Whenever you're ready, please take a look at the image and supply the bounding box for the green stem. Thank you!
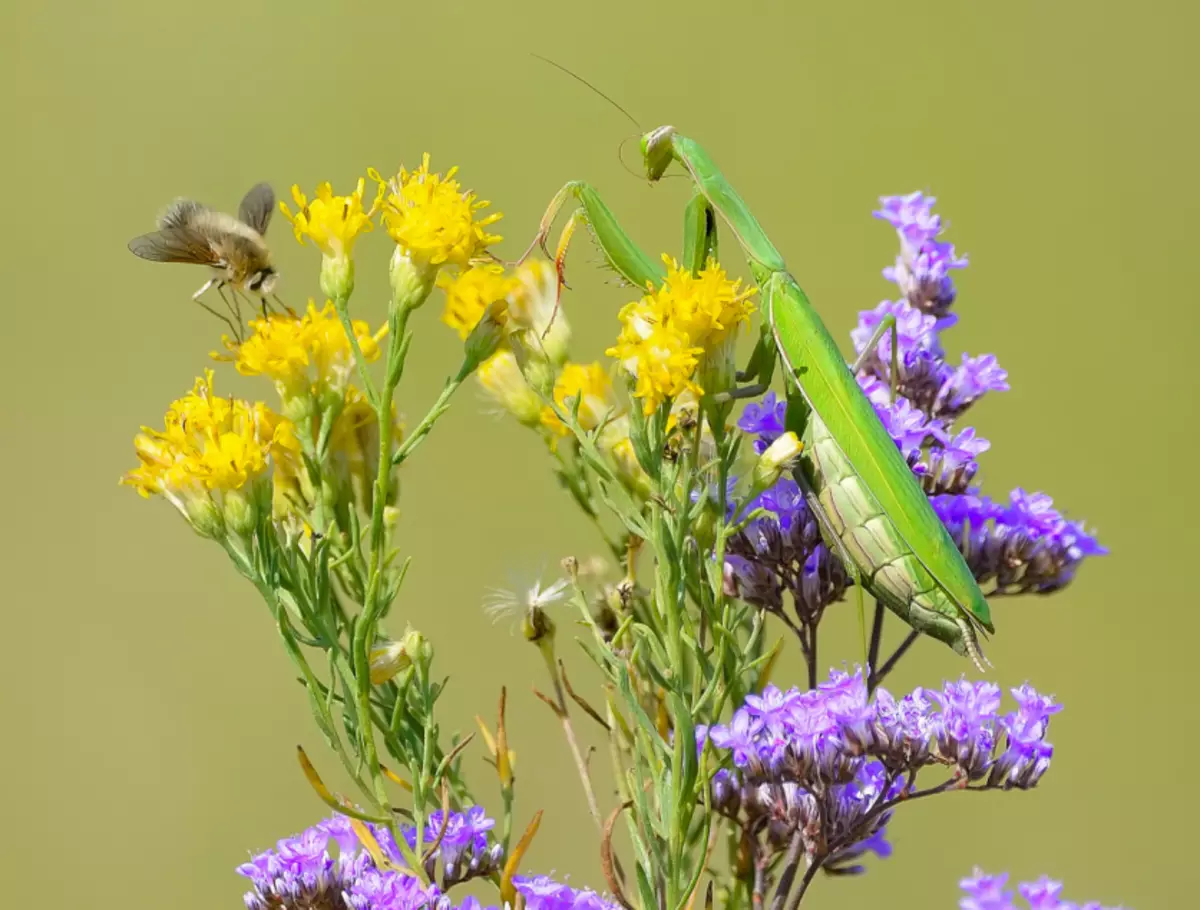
[391,365,469,467]
[331,293,380,409]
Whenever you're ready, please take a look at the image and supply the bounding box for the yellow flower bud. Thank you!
[369,639,413,685]
[753,431,802,490]
[477,351,543,427]
[319,255,355,300]
[222,489,258,537]
[388,247,436,312]
[509,332,556,400]
[184,497,225,539]
[462,300,509,373]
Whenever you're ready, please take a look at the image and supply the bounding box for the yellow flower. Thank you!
[215,301,387,407]
[372,154,502,269]
[508,259,570,365]
[122,371,283,536]
[280,178,381,261]
[439,264,516,340]
[477,350,543,427]
[542,362,618,434]
[606,297,703,416]
[606,256,755,415]
[649,255,755,348]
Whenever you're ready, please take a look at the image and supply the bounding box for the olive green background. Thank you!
[2,1,1194,907]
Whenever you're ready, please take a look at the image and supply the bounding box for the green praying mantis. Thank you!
[529,126,994,672]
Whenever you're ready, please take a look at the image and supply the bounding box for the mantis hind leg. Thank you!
[849,313,900,403]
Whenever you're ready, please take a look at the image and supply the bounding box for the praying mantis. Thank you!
[532,126,994,671]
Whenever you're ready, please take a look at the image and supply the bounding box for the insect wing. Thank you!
[127,228,220,266]
[157,198,208,231]
[238,182,275,235]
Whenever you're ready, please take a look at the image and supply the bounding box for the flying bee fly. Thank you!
[128,182,281,338]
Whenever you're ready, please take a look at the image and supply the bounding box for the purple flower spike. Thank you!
[874,190,965,316]
[873,191,942,244]
[960,869,1123,910]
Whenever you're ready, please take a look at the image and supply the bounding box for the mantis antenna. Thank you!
[529,54,654,183]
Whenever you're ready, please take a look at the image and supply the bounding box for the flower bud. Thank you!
[462,300,508,373]
[389,247,436,312]
[184,497,225,539]
[222,489,259,537]
[753,431,802,490]
[383,506,400,532]
[281,389,316,426]
[369,639,413,684]
[509,331,556,401]
[401,627,433,669]
[319,254,355,300]
[477,351,543,427]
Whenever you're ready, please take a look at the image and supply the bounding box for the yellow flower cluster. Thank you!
[128,155,505,535]
[607,256,755,415]
[439,259,566,349]
[215,301,387,406]
[266,386,402,521]
[439,265,517,341]
[542,362,615,436]
[280,178,381,261]
[122,371,282,537]
[373,154,502,269]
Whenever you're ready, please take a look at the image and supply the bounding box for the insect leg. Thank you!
[848,314,899,403]
[216,283,244,329]
[272,293,297,318]
[193,297,242,342]
[192,278,216,300]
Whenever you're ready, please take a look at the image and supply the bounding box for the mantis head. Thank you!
[641,125,677,182]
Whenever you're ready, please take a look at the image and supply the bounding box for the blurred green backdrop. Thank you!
[2,0,1195,907]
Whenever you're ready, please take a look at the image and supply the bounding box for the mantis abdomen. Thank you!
[803,412,983,662]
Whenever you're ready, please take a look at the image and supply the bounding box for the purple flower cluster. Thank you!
[725,191,1103,622]
[238,809,504,910]
[722,414,848,622]
[933,490,1107,593]
[859,193,1008,421]
[873,191,967,318]
[700,670,1059,872]
[960,870,1122,910]
[513,876,621,910]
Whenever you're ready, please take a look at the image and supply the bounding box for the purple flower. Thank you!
[885,237,968,315]
[513,876,622,910]
[932,490,1107,593]
[238,820,389,910]
[738,390,788,453]
[703,671,1059,872]
[959,870,1122,910]
[725,476,848,624]
[938,354,1010,417]
[348,869,441,910]
[239,809,506,907]
[873,191,942,244]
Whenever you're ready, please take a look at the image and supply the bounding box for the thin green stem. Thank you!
[331,293,380,409]
[391,366,468,467]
